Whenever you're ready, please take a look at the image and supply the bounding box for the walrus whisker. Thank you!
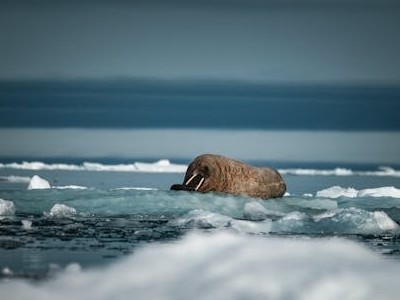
[185,174,198,186]
[194,177,205,191]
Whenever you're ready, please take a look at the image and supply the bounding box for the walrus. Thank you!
[170,154,286,199]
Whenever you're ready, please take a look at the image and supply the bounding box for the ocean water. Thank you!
[1,159,400,299]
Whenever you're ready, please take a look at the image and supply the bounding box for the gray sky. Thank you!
[1,0,400,83]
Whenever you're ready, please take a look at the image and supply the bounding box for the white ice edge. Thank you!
[1,161,400,177]
[316,186,400,199]
[0,160,187,173]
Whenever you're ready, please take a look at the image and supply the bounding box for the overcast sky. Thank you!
[1,0,400,83]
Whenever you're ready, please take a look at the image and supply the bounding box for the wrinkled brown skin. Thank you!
[171,154,286,199]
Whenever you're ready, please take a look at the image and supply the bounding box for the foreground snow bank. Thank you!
[1,232,400,300]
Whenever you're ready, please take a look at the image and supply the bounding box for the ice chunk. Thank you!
[169,209,232,229]
[27,175,51,190]
[316,186,358,198]
[0,199,15,216]
[134,159,187,173]
[313,208,399,234]
[358,187,400,198]
[229,219,272,234]
[243,201,271,221]
[373,211,399,230]
[317,186,400,199]
[1,267,13,276]
[0,176,31,183]
[21,220,33,230]
[45,204,77,218]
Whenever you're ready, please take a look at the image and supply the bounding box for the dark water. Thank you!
[1,80,400,130]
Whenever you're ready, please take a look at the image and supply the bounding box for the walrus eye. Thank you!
[184,174,205,191]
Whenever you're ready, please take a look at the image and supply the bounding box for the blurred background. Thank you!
[1,0,400,165]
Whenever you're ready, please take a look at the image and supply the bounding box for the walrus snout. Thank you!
[170,173,205,191]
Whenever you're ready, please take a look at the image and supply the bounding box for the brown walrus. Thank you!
[170,154,286,199]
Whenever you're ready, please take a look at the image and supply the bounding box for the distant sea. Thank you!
[1,79,400,130]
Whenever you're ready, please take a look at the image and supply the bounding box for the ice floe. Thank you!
[21,220,33,230]
[317,186,400,199]
[0,198,15,216]
[44,204,77,218]
[0,176,31,183]
[27,175,51,190]
[279,166,400,177]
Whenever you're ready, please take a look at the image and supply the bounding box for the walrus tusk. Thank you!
[194,177,205,191]
[185,173,198,186]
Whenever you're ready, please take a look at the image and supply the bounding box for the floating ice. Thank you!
[21,220,33,230]
[53,185,88,190]
[316,186,358,198]
[357,187,400,198]
[313,208,399,234]
[134,159,187,173]
[0,176,31,183]
[115,187,158,191]
[279,166,400,177]
[286,198,338,210]
[169,209,272,234]
[0,198,15,216]
[243,201,273,220]
[45,204,77,218]
[317,186,400,199]
[27,175,51,190]
[279,167,353,176]
[1,267,13,276]
[169,209,232,229]
[0,160,187,173]
[1,232,400,300]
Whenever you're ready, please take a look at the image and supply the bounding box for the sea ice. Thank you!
[27,175,51,190]
[316,186,358,198]
[1,232,400,300]
[21,220,33,230]
[317,186,400,199]
[0,175,31,183]
[0,198,15,216]
[169,209,232,229]
[45,204,77,218]
[313,208,399,234]
[243,201,271,220]
[357,187,400,198]
[0,160,187,173]
[53,185,88,190]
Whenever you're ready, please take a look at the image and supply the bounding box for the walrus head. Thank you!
[170,154,221,192]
